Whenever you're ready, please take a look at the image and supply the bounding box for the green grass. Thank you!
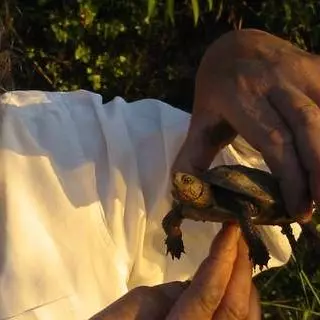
[254,217,320,319]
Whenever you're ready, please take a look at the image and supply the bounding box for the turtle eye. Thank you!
[181,175,193,184]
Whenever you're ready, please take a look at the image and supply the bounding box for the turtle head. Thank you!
[171,172,213,208]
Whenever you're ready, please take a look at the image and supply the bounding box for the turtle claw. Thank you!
[165,235,185,259]
[246,233,270,271]
[248,244,270,271]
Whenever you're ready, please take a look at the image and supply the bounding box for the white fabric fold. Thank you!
[0,90,300,319]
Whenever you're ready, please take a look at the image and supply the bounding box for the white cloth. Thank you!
[0,90,300,319]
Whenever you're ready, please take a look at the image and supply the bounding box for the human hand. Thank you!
[173,29,320,222]
[89,225,260,320]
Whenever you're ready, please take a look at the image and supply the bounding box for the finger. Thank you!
[269,85,320,218]
[172,68,237,175]
[172,112,236,175]
[219,91,310,218]
[247,285,261,320]
[166,224,241,319]
[212,235,253,319]
[90,282,188,320]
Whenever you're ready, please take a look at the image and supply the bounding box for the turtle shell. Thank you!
[201,165,283,207]
[164,164,303,268]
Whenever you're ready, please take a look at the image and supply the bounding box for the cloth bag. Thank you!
[0,90,300,319]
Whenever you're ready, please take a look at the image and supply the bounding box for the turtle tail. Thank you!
[162,205,185,259]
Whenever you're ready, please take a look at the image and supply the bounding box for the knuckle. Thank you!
[297,210,313,223]
[265,125,293,149]
[233,71,256,95]
[234,72,248,90]
[220,300,249,320]
[296,104,320,127]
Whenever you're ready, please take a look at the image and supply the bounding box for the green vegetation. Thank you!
[2,0,320,110]
[1,0,320,318]
[255,227,320,319]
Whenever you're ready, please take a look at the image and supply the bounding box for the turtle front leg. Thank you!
[235,201,270,271]
[162,204,185,259]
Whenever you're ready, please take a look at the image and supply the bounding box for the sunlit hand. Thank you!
[174,29,320,222]
[90,225,260,320]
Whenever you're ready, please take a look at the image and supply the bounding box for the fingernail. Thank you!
[222,221,237,230]
[297,208,313,223]
[289,194,312,223]
[181,280,192,289]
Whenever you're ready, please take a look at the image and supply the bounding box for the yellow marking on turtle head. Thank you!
[172,172,213,208]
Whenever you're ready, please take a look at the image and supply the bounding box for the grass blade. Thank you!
[301,270,320,306]
[191,0,199,25]
[166,0,174,24]
[261,301,320,316]
[147,0,156,19]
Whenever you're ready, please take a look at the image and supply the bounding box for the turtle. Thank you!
[162,164,299,270]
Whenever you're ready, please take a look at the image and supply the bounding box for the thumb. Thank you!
[166,224,241,320]
[172,111,236,174]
